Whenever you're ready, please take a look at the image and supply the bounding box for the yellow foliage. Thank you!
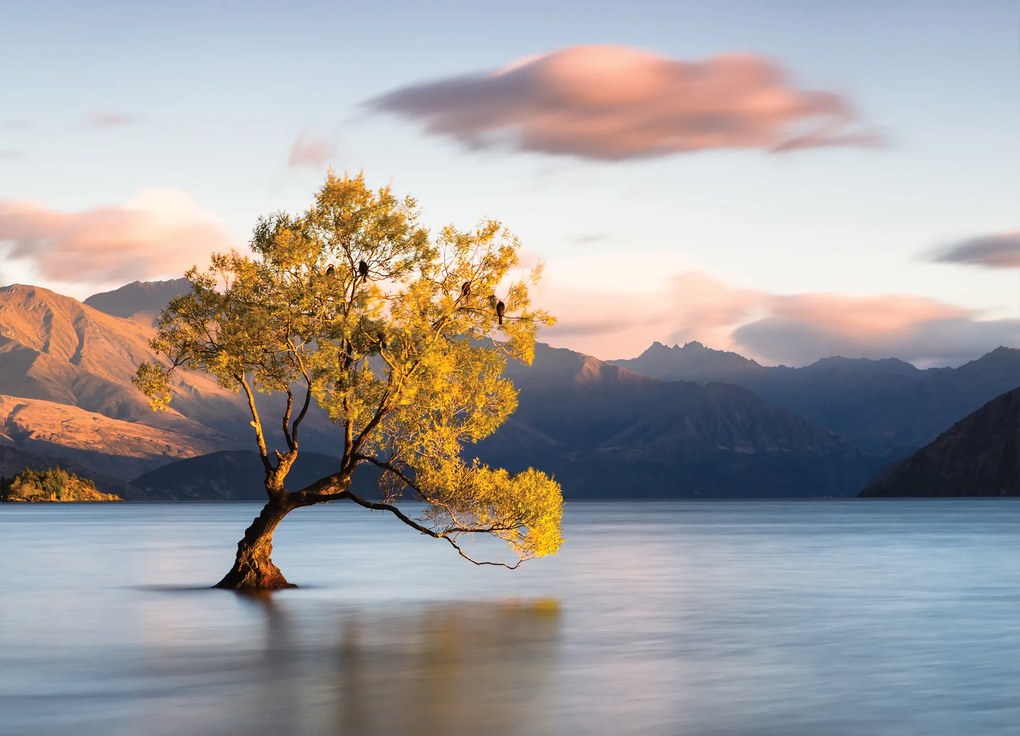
[135,172,563,563]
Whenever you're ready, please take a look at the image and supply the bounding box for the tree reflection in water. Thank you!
[235,593,562,736]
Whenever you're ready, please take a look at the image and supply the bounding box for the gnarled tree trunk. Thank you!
[215,499,295,589]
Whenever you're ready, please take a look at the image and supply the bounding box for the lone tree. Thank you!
[135,173,563,589]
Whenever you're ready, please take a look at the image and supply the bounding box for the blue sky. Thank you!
[1,0,1017,364]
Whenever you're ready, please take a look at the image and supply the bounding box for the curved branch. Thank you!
[353,453,421,495]
[338,489,523,569]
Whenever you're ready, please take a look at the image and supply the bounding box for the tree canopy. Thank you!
[135,173,563,586]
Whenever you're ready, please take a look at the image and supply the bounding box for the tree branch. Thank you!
[337,489,523,569]
[281,388,295,452]
[286,337,314,445]
[236,373,274,476]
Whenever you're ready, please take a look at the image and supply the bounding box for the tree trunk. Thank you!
[215,499,296,590]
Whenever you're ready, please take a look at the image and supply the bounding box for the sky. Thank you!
[1,0,1018,366]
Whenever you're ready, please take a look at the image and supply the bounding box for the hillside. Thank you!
[0,283,337,456]
[0,284,239,426]
[861,388,1020,497]
[0,395,226,479]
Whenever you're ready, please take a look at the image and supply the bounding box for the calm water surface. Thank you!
[1,500,1017,736]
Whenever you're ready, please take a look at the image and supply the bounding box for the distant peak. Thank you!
[681,341,707,351]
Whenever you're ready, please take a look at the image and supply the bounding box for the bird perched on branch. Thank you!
[358,261,369,283]
[325,264,335,277]
[496,300,505,325]
[461,281,471,298]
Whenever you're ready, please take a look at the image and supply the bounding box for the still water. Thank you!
[1,501,1017,736]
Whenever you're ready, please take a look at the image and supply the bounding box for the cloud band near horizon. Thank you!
[0,190,229,287]
[369,44,882,161]
[536,261,1018,367]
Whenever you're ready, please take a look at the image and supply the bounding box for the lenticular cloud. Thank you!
[369,45,882,161]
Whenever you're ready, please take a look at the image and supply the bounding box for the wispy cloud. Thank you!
[86,112,139,128]
[0,190,230,285]
[2,118,34,131]
[288,132,336,168]
[369,45,882,161]
[931,231,1020,269]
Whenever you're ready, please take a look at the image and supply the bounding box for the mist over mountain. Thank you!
[613,340,1020,457]
[862,388,1020,497]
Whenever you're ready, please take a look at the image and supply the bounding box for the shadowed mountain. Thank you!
[861,388,1020,497]
[473,343,878,498]
[84,278,192,324]
[613,341,1020,458]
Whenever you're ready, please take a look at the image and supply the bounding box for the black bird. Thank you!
[461,281,471,298]
[358,260,369,283]
[325,264,335,277]
[496,300,505,325]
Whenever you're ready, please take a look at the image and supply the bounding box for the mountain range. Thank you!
[612,341,1020,457]
[0,280,1016,499]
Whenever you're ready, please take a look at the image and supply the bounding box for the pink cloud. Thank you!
[534,258,1016,366]
[932,231,1020,269]
[369,45,882,161]
[288,133,335,168]
[0,190,230,285]
[764,293,964,337]
[731,293,1010,366]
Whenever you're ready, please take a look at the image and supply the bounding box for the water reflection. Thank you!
[3,502,1019,736]
[124,593,562,736]
[329,599,561,736]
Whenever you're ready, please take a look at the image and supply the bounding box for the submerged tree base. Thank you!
[213,560,296,590]
[214,500,297,590]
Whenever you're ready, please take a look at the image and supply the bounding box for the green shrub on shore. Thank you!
[0,466,121,502]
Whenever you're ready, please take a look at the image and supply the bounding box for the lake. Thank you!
[1,500,1017,736]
